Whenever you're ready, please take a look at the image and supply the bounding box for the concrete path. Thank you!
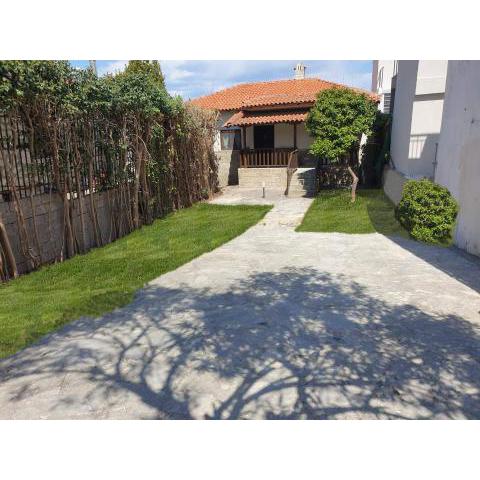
[1,186,480,419]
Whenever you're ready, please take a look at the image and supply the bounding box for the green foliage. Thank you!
[123,60,165,87]
[396,179,459,244]
[0,60,174,117]
[0,60,220,272]
[112,69,172,117]
[0,60,73,111]
[0,204,271,358]
[306,87,378,162]
[359,112,391,187]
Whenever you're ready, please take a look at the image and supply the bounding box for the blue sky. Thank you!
[70,60,373,99]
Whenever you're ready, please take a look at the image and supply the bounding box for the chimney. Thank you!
[294,62,306,80]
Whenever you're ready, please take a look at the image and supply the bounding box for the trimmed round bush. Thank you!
[396,179,458,244]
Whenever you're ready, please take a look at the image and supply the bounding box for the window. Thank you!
[220,128,242,150]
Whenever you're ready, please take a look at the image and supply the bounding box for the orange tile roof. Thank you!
[224,110,309,127]
[191,77,377,111]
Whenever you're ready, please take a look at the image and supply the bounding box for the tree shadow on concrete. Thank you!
[1,267,480,419]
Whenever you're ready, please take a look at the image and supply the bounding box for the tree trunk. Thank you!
[132,123,143,228]
[0,219,18,279]
[347,166,359,203]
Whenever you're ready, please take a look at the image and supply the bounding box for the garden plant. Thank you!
[396,179,458,244]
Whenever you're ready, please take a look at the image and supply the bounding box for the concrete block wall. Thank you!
[383,166,408,205]
[0,190,115,274]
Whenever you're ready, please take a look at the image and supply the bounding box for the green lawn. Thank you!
[0,203,270,359]
[297,188,408,236]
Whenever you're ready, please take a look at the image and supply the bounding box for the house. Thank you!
[379,60,480,257]
[191,64,376,195]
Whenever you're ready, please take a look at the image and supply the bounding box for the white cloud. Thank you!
[84,60,372,98]
[97,60,128,76]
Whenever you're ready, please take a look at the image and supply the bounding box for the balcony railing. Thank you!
[240,148,297,168]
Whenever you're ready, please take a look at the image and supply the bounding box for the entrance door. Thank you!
[254,125,274,149]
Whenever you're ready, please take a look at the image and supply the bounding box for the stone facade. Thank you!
[238,167,316,197]
[216,150,240,188]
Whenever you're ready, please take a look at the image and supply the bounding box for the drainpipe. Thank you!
[432,142,439,180]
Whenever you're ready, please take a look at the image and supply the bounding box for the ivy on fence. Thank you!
[0,61,218,281]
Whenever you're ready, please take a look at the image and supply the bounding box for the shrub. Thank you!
[396,179,458,244]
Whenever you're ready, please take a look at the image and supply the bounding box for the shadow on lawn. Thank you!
[2,267,480,419]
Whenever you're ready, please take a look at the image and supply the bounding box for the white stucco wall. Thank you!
[390,61,418,175]
[390,60,447,179]
[415,60,448,95]
[434,61,480,257]
[383,166,408,205]
[274,123,294,148]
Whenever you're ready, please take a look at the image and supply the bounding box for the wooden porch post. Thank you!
[293,123,297,150]
[242,126,246,149]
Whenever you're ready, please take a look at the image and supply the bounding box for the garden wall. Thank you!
[382,165,407,204]
[1,191,114,274]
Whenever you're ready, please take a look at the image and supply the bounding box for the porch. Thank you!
[219,112,320,194]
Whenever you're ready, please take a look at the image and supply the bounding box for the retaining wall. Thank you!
[1,190,114,274]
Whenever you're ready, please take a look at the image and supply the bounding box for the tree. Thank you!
[306,87,378,202]
[123,60,165,87]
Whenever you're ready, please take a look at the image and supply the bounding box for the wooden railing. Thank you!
[240,148,296,168]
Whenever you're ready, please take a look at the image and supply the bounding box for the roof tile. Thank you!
[224,110,309,127]
[191,78,377,111]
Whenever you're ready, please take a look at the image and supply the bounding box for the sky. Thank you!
[70,60,373,99]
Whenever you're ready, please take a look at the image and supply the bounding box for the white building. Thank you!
[382,60,480,257]
[434,61,480,257]
[371,60,398,114]
[389,60,448,179]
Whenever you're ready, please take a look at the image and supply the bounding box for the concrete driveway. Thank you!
[1,187,480,419]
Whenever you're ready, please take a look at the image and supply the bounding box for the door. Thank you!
[254,125,274,149]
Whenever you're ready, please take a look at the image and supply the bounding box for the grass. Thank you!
[297,188,408,236]
[0,203,271,359]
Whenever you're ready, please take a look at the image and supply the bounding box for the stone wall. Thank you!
[239,168,287,189]
[0,190,115,274]
[216,150,240,187]
[238,167,316,196]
